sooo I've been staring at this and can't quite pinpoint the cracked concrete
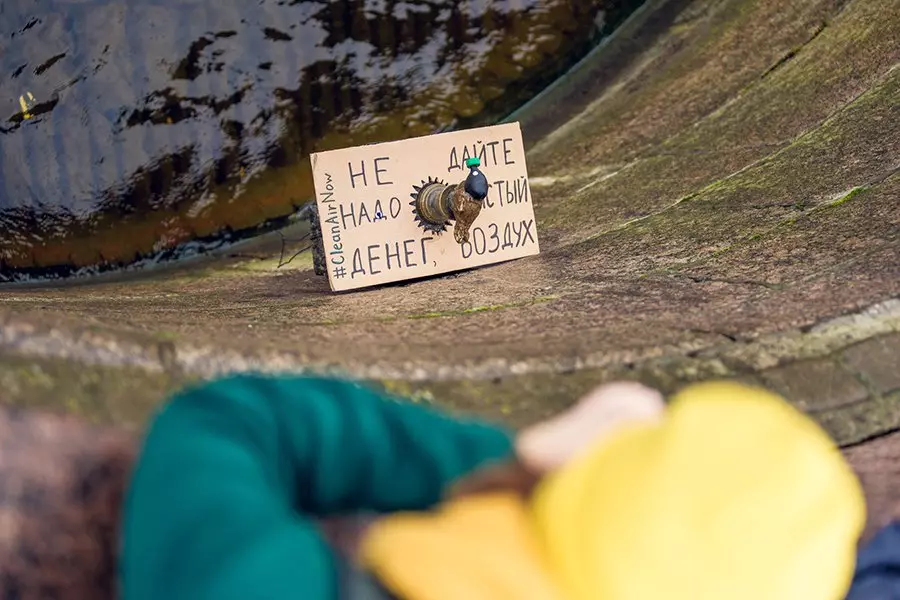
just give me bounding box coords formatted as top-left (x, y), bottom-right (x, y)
top-left (0, 0), bottom-right (898, 447)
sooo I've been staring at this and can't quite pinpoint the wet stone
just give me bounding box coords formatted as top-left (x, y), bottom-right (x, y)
top-left (761, 358), bottom-right (870, 412)
top-left (841, 333), bottom-right (900, 395)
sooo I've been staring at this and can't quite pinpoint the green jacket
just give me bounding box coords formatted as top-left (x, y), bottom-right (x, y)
top-left (119, 374), bottom-right (514, 600)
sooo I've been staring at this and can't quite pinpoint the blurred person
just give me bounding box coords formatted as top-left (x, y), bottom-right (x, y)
top-left (118, 374), bottom-right (897, 600)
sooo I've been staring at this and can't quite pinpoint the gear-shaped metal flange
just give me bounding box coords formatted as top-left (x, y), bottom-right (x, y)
top-left (410, 177), bottom-right (454, 235)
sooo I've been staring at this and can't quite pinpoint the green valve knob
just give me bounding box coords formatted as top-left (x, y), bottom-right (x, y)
top-left (465, 157), bottom-right (481, 168)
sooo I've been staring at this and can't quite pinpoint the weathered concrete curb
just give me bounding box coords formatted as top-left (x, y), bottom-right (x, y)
top-left (1, 296), bottom-right (897, 446)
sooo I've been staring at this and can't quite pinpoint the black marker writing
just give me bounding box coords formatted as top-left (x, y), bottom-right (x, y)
top-left (339, 197), bottom-right (402, 230)
top-left (447, 137), bottom-right (517, 173)
top-left (484, 176), bottom-right (529, 208)
top-left (459, 219), bottom-right (536, 259)
top-left (350, 237), bottom-right (433, 279)
top-left (348, 157), bottom-right (394, 188)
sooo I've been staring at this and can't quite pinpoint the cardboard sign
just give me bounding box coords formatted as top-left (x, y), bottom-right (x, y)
top-left (310, 122), bottom-right (540, 292)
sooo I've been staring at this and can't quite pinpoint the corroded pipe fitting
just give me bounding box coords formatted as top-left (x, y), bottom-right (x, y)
top-left (416, 181), bottom-right (456, 227)
top-left (410, 157), bottom-right (489, 244)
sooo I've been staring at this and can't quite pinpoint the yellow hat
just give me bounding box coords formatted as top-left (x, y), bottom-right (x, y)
top-left (530, 380), bottom-right (866, 600)
top-left (360, 491), bottom-right (566, 600)
top-left (360, 381), bottom-right (866, 600)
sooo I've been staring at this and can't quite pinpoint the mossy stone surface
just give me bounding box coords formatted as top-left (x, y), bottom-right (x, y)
top-left (0, 0), bottom-right (897, 444)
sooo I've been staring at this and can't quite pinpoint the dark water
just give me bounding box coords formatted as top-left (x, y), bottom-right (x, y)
top-left (0, 0), bottom-right (636, 280)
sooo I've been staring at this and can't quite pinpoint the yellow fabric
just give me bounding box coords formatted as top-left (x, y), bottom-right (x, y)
top-left (361, 381), bottom-right (867, 600)
top-left (359, 492), bottom-right (565, 600)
